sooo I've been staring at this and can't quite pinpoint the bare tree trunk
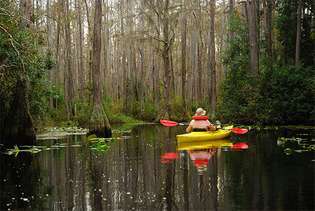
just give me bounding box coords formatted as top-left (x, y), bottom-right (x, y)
top-left (197, 43), bottom-right (202, 101)
top-left (263, 0), bottom-right (273, 71)
top-left (246, 0), bottom-right (259, 76)
top-left (191, 30), bottom-right (198, 103)
top-left (161, 0), bottom-right (172, 119)
top-left (119, 0), bottom-right (128, 112)
top-left (152, 49), bottom-right (160, 106)
top-left (90, 0), bottom-right (111, 136)
top-left (197, 0), bottom-right (203, 102)
top-left (76, 0), bottom-right (85, 97)
top-left (64, 0), bottom-right (75, 119)
top-left (209, 0), bottom-right (216, 119)
top-left (228, 0), bottom-right (235, 42)
top-left (20, 0), bottom-right (33, 28)
top-left (295, 0), bottom-right (302, 66)
top-left (84, 0), bottom-right (93, 101)
top-left (181, 0), bottom-right (187, 111)
top-left (46, 0), bottom-right (53, 108)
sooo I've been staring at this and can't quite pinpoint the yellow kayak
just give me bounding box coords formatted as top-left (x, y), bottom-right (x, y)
top-left (176, 129), bottom-right (231, 143)
top-left (177, 139), bottom-right (233, 151)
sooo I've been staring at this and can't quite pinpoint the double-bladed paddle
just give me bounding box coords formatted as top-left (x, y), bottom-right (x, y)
top-left (160, 119), bottom-right (249, 135)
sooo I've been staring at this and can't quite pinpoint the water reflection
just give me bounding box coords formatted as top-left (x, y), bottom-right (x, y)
top-left (176, 139), bottom-right (235, 176)
top-left (188, 148), bottom-right (217, 175)
top-left (0, 125), bottom-right (313, 210)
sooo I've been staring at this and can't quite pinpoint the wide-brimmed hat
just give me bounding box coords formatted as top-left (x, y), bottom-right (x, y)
top-left (195, 107), bottom-right (206, 116)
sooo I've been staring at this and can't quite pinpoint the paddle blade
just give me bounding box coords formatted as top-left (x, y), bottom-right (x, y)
top-left (160, 120), bottom-right (178, 127)
top-left (161, 152), bottom-right (178, 159)
top-left (231, 128), bottom-right (248, 134)
top-left (160, 152), bottom-right (178, 163)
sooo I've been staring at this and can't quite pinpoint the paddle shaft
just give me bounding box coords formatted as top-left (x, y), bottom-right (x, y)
top-left (160, 119), bottom-right (248, 134)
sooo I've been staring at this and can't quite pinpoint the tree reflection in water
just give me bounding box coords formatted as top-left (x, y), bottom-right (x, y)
top-left (0, 125), bottom-right (314, 210)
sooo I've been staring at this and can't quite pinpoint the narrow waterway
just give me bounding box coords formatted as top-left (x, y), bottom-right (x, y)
top-left (0, 125), bottom-right (314, 210)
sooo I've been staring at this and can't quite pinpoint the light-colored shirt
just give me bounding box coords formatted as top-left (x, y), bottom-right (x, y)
top-left (188, 119), bottom-right (211, 129)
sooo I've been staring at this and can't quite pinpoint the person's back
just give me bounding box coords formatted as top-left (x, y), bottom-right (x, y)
top-left (186, 108), bottom-right (216, 133)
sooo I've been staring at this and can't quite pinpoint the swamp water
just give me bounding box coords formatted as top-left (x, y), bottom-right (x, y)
top-left (0, 125), bottom-right (314, 210)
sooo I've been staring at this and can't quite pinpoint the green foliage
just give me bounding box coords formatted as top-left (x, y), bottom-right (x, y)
top-left (218, 8), bottom-right (315, 125)
top-left (170, 96), bottom-right (188, 121)
top-left (276, 0), bottom-right (315, 66)
top-left (218, 14), bottom-right (260, 124)
top-left (0, 1), bottom-right (51, 124)
top-left (260, 65), bottom-right (315, 124)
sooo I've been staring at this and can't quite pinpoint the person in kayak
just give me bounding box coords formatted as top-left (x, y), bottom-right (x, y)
top-left (186, 108), bottom-right (216, 132)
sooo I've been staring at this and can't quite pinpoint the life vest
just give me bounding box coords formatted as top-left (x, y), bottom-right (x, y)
top-left (192, 116), bottom-right (209, 120)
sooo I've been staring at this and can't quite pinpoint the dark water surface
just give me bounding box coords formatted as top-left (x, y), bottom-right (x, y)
top-left (0, 125), bottom-right (314, 211)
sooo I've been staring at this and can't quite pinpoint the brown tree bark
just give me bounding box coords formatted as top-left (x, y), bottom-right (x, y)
top-left (181, 0), bottom-right (187, 112)
top-left (161, 0), bottom-right (172, 119)
top-left (19, 0), bottom-right (33, 28)
top-left (46, 0), bottom-right (53, 108)
top-left (263, 0), bottom-right (273, 71)
top-left (228, 0), bottom-right (235, 45)
top-left (246, 0), bottom-right (259, 76)
top-left (295, 0), bottom-right (302, 66)
top-left (75, 0), bottom-right (85, 98)
top-left (209, 0), bottom-right (216, 119)
top-left (90, 0), bottom-right (111, 136)
top-left (64, 0), bottom-right (75, 119)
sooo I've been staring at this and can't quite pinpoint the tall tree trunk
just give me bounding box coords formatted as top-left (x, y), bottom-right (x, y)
top-left (20, 0), bottom-right (33, 28)
top-left (228, 0), bottom-right (235, 42)
top-left (197, 43), bottom-right (202, 101)
top-left (64, 0), bottom-right (75, 119)
top-left (295, 0), bottom-right (302, 66)
top-left (181, 0), bottom-right (187, 112)
top-left (55, 0), bottom-right (63, 109)
top-left (120, 0), bottom-right (128, 112)
top-left (209, 0), bottom-right (216, 119)
top-left (76, 0), bottom-right (85, 97)
top-left (46, 0), bottom-right (53, 108)
top-left (152, 49), bottom-right (160, 106)
top-left (84, 0), bottom-right (93, 102)
top-left (246, 0), bottom-right (259, 76)
top-left (161, 0), bottom-right (172, 119)
top-left (90, 0), bottom-right (111, 136)
top-left (264, 0), bottom-right (273, 71)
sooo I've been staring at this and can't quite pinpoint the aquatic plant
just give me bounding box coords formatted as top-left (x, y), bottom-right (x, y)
top-left (88, 137), bottom-right (113, 152)
top-left (5, 145), bottom-right (44, 157)
top-left (36, 127), bottom-right (89, 140)
top-left (277, 137), bottom-right (315, 155)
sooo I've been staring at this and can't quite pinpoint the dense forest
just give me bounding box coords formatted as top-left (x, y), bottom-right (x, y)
top-left (0, 0), bottom-right (314, 144)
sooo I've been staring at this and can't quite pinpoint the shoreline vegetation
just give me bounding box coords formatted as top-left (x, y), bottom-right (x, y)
top-left (0, 0), bottom-right (314, 145)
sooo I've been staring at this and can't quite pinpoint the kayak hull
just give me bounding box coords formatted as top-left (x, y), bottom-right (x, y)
top-left (176, 130), bottom-right (231, 143)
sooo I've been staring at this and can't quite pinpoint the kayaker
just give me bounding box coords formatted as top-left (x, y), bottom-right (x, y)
top-left (186, 108), bottom-right (216, 133)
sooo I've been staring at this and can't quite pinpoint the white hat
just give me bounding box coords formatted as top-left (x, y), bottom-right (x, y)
top-left (195, 108), bottom-right (206, 116)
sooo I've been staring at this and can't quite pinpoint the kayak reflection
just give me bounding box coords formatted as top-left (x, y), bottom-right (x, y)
top-left (178, 139), bottom-right (233, 175)
top-left (189, 148), bottom-right (217, 175)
